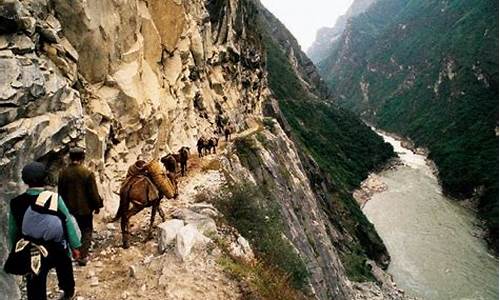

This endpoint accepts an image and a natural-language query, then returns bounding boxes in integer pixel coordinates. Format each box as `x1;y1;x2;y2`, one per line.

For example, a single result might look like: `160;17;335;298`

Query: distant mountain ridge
307;0;377;63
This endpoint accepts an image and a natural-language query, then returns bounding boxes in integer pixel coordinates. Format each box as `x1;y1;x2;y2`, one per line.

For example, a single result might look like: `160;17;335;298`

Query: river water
363;131;499;300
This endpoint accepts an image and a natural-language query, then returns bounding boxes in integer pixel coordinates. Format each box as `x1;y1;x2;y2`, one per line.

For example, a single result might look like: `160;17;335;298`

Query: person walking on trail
224;122;233;142
7;162;82;300
58;148;102;266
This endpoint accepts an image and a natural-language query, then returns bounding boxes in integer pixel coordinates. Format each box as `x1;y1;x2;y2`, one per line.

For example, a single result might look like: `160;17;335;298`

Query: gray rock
18;16;35;34
45;15;62;32
0;49;14;58
171;208;217;236
188;203;219;218
59;37;79;61
0;36;9;49
38;24;59;43
90;276;99;287
9;34;34;54
229;235;254;263
0;57;20;100
175;224;210;260
157;219;184;253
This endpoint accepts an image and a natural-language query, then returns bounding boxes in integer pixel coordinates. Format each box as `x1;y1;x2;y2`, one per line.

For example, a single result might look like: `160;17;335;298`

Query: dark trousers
74;214;93;259
26;245;75;300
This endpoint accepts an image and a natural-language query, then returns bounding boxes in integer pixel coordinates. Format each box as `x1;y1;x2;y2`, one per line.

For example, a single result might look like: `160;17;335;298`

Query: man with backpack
58;147;103;266
7;161;82;300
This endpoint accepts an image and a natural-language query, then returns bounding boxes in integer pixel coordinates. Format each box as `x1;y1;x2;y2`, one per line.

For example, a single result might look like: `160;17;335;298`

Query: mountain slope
318;0;499;250
251;0;396;283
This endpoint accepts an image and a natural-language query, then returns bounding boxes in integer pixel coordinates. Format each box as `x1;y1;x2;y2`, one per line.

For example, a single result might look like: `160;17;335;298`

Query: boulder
190;29;204;66
59;37;79;62
138;1;161;68
229;235;255;263
8;34;34;54
37;24;59;43
18;16;35;35
157;219;184;253
175;223;210;260
171;208;217;236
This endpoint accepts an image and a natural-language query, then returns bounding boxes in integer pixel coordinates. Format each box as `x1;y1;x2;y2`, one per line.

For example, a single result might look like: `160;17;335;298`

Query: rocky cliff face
307;0;377;64
222;112;411;299
222;124;354;299
251;0;330;99
316;0;499;251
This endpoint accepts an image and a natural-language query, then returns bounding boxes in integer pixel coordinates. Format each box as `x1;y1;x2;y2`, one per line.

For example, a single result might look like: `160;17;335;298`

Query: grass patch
202;159;221;172
214;183;309;291
218;255;308;300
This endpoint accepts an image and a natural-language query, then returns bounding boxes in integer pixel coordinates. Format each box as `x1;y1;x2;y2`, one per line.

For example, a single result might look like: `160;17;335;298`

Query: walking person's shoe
57;291;75;300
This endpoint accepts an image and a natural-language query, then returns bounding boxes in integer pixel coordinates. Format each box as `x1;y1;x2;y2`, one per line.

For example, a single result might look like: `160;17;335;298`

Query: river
362;131;499;300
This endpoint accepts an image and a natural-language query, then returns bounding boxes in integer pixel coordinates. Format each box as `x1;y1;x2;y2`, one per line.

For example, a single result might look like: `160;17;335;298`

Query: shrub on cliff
215;183;309;290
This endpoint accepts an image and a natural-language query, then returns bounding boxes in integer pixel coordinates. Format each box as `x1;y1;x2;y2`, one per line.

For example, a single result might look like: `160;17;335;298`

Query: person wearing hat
7;161;82;300
58;148;102;266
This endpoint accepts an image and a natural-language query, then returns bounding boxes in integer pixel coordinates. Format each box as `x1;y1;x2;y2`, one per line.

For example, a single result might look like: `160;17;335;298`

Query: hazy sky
260;0;353;51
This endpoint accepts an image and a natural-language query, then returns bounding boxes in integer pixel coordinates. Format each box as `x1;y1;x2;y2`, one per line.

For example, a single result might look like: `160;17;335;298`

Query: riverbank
360;128;489;240
359;129;499;300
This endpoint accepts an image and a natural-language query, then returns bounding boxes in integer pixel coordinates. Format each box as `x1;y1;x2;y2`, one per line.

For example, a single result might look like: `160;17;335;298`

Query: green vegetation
214;182;309;290
218;256;307;300
258;18;394;281
319;0;499;250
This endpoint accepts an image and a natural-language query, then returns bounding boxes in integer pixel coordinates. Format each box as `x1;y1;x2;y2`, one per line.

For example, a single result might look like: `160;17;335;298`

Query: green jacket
8;188;82;253
58;163;103;216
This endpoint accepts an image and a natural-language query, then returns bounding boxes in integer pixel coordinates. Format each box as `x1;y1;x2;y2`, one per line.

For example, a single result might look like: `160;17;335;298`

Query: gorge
0;0;497;299
310;0;499;252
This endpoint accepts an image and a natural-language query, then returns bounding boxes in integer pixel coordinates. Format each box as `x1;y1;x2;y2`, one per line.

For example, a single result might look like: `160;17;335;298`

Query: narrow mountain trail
41;139;252;300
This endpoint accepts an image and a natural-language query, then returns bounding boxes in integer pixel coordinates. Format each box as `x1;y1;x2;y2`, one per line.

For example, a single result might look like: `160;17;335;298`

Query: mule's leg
122;204;144;249
146;202;158;241
121;213;130;249
158;204;166;222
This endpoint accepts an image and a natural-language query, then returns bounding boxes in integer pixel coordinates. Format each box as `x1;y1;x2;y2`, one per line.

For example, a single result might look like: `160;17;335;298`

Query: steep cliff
317;0;499;250
1;0;403;299
307;0;377;64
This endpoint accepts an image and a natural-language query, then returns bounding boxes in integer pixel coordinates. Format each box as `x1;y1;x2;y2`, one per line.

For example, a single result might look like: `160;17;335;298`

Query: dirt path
42;148;244;300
